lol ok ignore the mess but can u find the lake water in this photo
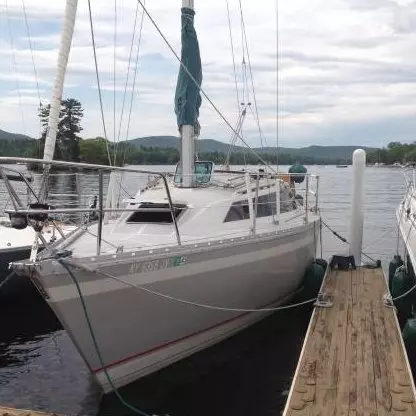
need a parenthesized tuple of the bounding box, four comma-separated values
(0, 165, 408, 415)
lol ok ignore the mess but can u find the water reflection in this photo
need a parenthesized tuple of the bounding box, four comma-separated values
(0, 296, 100, 415)
(0, 295, 60, 368)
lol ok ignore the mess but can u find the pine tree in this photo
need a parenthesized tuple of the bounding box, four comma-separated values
(36, 98, 84, 161)
(59, 98, 83, 161)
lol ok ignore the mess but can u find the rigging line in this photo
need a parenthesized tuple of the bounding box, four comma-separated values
(21, 0, 41, 108)
(66, 258, 317, 312)
(58, 260, 155, 416)
(21, 0, 42, 157)
(275, 0, 279, 170)
(5, 0, 27, 135)
(115, 1, 140, 153)
(113, 0, 117, 165)
(122, 0, 145, 167)
(87, 0, 112, 166)
(225, 0, 240, 113)
(238, 0, 267, 149)
(135, 0, 276, 173)
(239, 0, 246, 105)
(241, 51, 247, 105)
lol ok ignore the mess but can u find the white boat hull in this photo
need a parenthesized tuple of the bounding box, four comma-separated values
(398, 197, 416, 268)
(26, 220, 319, 392)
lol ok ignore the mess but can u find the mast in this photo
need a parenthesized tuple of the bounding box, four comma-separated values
(175, 0, 202, 188)
(40, 0, 78, 199)
(181, 0, 194, 188)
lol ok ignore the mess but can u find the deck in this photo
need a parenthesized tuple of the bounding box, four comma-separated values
(284, 266, 416, 415)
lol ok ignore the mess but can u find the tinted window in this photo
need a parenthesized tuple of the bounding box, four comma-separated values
(224, 192, 293, 222)
(224, 200, 250, 222)
(174, 161, 214, 185)
(126, 203, 186, 224)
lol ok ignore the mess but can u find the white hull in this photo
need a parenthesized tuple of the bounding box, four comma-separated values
(95, 289, 295, 391)
(397, 191, 416, 268)
(28, 220, 318, 392)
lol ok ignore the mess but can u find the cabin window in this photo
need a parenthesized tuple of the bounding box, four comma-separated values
(256, 193, 277, 218)
(224, 200, 250, 222)
(224, 192, 287, 222)
(126, 202, 186, 224)
(174, 161, 214, 185)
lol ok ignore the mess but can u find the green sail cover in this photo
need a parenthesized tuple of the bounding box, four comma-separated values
(175, 7, 202, 128)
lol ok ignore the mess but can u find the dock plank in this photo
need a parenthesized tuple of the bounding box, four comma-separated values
(0, 407, 61, 416)
(284, 267, 416, 415)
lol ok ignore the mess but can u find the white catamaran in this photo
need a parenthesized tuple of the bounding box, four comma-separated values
(2, 0, 321, 392)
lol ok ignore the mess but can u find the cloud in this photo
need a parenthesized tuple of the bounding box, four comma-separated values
(0, 0, 416, 149)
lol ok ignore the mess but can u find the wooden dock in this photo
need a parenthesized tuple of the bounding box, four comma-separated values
(0, 408, 60, 416)
(284, 266, 416, 415)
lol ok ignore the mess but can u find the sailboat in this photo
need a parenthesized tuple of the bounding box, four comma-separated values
(3, 0, 321, 392)
(397, 171, 416, 278)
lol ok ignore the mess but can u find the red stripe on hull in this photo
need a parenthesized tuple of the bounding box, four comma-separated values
(92, 294, 292, 373)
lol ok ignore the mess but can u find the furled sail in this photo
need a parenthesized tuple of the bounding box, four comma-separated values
(174, 7, 202, 131)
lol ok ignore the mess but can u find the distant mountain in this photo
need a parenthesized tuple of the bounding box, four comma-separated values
(0, 129, 377, 163)
(0, 129, 33, 141)
(129, 136, 233, 153)
(257, 145, 377, 159)
(0, 129, 35, 158)
(129, 136, 376, 162)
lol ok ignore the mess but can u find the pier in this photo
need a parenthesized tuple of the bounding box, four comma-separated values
(284, 266, 416, 415)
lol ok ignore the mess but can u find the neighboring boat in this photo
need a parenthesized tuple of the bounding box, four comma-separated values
(391, 162, 403, 168)
(0, 172, 76, 298)
(0, 215, 76, 297)
(4, 0, 321, 393)
(336, 165, 348, 168)
(397, 171, 416, 270)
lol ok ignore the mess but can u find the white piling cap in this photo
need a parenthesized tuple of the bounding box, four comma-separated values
(352, 149, 366, 164)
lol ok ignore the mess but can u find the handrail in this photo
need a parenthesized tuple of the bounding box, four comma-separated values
(0, 156, 182, 248)
(0, 157, 168, 175)
(0, 166, 39, 202)
(0, 157, 318, 257)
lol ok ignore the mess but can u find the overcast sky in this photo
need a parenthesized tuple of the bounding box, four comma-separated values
(1, 0, 416, 148)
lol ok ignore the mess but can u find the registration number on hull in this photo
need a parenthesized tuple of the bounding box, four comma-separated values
(129, 255, 186, 274)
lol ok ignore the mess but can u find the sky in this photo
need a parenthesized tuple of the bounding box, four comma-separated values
(1, 0, 416, 148)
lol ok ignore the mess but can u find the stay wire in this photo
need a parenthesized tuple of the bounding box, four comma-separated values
(21, 0, 43, 155)
(21, 0, 41, 108)
(275, 0, 279, 170)
(225, 0, 240, 113)
(135, 0, 276, 173)
(113, 0, 117, 166)
(87, 0, 112, 166)
(115, 1, 140, 157)
(238, 0, 267, 149)
(5, 0, 27, 135)
(122, 0, 145, 167)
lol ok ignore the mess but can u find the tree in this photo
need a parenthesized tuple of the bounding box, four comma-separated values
(59, 98, 83, 161)
(79, 137, 110, 165)
(36, 98, 84, 162)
